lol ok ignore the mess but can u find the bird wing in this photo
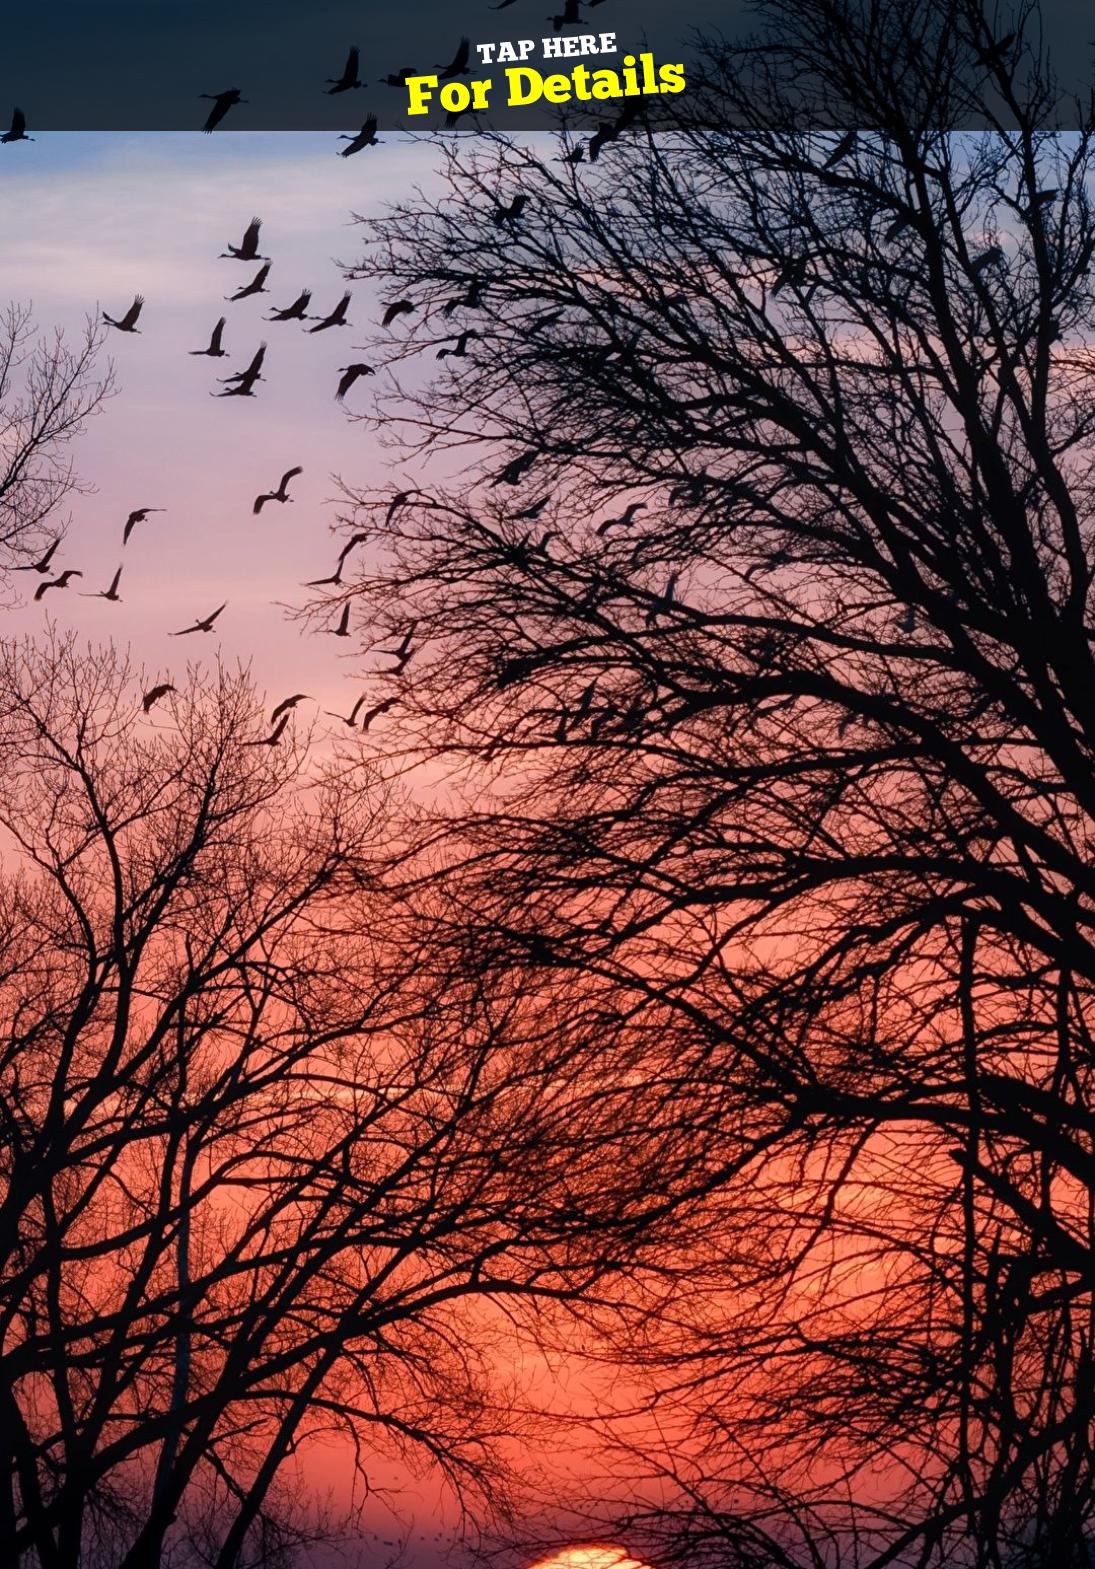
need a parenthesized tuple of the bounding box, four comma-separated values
(345, 45, 359, 78)
(253, 493, 271, 514)
(210, 317, 225, 349)
(280, 466, 303, 489)
(349, 694, 368, 724)
(11, 108, 26, 137)
(364, 115, 377, 138)
(336, 368, 356, 399)
(243, 217, 261, 250)
(202, 98, 231, 133)
(120, 295, 144, 329)
(207, 603, 228, 625)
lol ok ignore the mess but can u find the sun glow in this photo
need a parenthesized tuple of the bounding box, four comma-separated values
(530, 1547, 652, 1569)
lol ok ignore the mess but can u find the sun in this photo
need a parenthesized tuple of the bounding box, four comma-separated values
(529, 1547, 653, 1569)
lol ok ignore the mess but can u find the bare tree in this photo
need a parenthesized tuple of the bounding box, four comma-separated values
(309, 0, 1095, 1562)
(0, 630, 694, 1569)
(0, 304, 112, 578)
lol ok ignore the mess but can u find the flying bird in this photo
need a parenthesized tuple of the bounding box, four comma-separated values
(548, 0, 581, 30)
(437, 330, 479, 359)
(514, 493, 551, 520)
(970, 245, 1005, 274)
(339, 117, 379, 156)
(123, 507, 165, 546)
(226, 263, 271, 302)
(336, 363, 375, 399)
(267, 289, 312, 322)
(172, 603, 227, 635)
(977, 30, 1016, 69)
(305, 531, 368, 586)
(361, 696, 398, 730)
(190, 317, 228, 356)
(327, 45, 364, 93)
(14, 538, 61, 573)
(822, 131, 856, 169)
(142, 683, 176, 713)
(1, 108, 33, 143)
(81, 566, 123, 601)
(200, 89, 246, 133)
(245, 714, 290, 747)
(381, 299, 416, 327)
(596, 501, 646, 535)
(270, 692, 311, 723)
(221, 217, 266, 261)
(380, 626, 416, 674)
(381, 68, 418, 87)
(35, 570, 82, 601)
(103, 295, 144, 333)
(308, 293, 352, 332)
(327, 693, 370, 727)
(327, 603, 352, 637)
(493, 193, 528, 225)
(558, 144, 585, 165)
(253, 466, 303, 513)
(587, 101, 642, 161)
(220, 344, 267, 386)
(491, 449, 538, 486)
(385, 490, 419, 524)
(438, 38, 471, 79)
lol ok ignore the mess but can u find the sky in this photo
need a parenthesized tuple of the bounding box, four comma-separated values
(0, 130, 471, 730)
(0, 127, 663, 1569)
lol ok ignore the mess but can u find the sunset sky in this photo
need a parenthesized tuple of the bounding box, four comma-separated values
(0, 131, 487, 724)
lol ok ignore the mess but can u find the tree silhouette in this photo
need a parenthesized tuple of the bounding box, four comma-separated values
(322, 0, 1095, 1561)
(0, 305, 112, 579)
(0, 631, 693, 1569)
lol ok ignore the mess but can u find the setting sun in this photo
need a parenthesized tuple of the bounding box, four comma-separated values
(530, 1548, 653, 1569)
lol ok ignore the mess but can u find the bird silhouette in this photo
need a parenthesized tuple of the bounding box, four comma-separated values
(267, 289, 311, 322)
(438, 38, 471, 78)
(103, 295, 144, 333)
(514, 493, 551, 520)
(548, 0, 581, 30)
(822, 130, 856, 169)
(336, 363, 374, 399)
(596, 501, 646, 535)
(492, 0, 518, 9)
(220, 344, 267, 386)
(226, 263, 271, 302)
(588, 101, 642, 161)
(81, 566, 123, 601)
(123, 507, 165, 546)
(327, 693, 370, 726)
(491, 449, 538, 486)
(380, 624, 416, 674)
(381, 68, 417, 87)
(214, 374, 261, 398)
(558, 144, 585, 164)
(308, 293, 351, 332)
(361, 695, 398, 730)
(437, 330, 478, 359)
(977, 30, 1016, 68)
(200, 90, 246, 133)
(442, 278, 485, 316)
(327, 45, 364, 93)
(305, 531, 368, 586)
(245, 714, 290, 747)
(970, 245, 1005, 274)
(381, 299, 415, 327)
(221, 218, 266, 263)
(142, 682, 176, 713)
(270, 692, 311, 723)
(386, 490, 418, 523)
(253, 466, 303, 513)
(2, 107, 33, 143)
(339, 117, 379, 156)
(771, 256, 808, 294)
(14, 538, 61, 573)
(327, 603, 352, 637)
(493, 193, 527, 225)
(190, 317, 228, 356)
(35, 570, 82, 601)
(172, 603, 227, 635)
